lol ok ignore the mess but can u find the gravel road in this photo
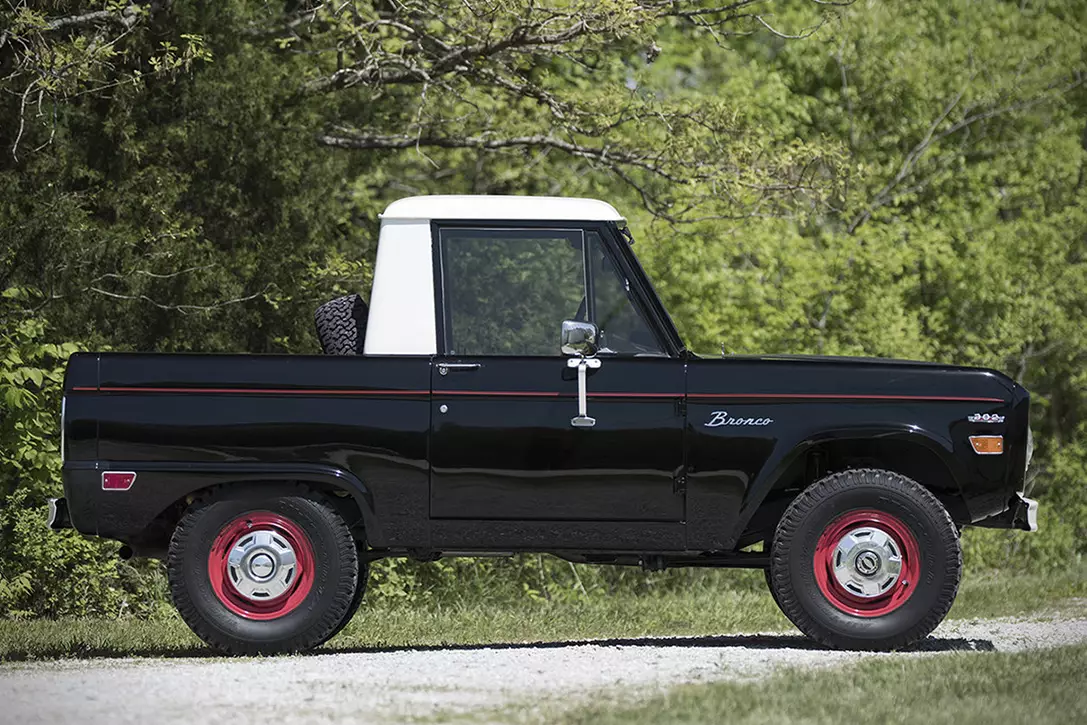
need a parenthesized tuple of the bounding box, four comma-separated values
(2, 616, 1085, 725)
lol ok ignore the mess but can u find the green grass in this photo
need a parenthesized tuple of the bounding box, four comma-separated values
(0, 565, 1083, 662)
(948, 567, 1087, 619)
(545, 642, 1087, 725)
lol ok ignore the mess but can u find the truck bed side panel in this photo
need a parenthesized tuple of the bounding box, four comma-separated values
(65, 353, 432, 548)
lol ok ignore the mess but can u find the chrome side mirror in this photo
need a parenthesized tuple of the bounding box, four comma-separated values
(561, 320, 599, 357)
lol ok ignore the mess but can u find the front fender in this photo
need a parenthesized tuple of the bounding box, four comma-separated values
(724, 425, 965, 549)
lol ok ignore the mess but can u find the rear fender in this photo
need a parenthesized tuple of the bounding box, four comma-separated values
(63, 461, 383, 547)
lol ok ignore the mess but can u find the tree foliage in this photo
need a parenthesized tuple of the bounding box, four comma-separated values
(294, 0, 843, 220)
(628, 0, 1087, 566)
(0, 0, 1084, 615)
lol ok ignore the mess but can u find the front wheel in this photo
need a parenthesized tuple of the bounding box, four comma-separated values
(168, 486, 359, 655)
(768, 468, 962, 650)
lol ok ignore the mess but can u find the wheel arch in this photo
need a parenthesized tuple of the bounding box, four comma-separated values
(112, 462, 382, 557)
(729, 426, 968, 549)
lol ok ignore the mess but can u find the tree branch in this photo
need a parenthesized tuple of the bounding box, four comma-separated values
(318, 131, 686, 182)
(87, 285, 270, 314)
(43, 2, 143, 32)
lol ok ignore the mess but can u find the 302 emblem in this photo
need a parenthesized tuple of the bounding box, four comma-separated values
(705, 410, 774, 427)
(967, 413, 1005, 423)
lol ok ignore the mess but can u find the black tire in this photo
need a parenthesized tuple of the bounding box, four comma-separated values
(168, 486, 359, 655)
(764, 566, 783, 610)
(326, 554, 369, 641)
(315, 294, 367, 355)
(768, 468, 961, 651)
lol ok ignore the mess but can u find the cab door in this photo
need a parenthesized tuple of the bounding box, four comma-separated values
(428, 224, 686, 525)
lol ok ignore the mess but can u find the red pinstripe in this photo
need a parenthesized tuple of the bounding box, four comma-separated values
(71, 386, 1004, 403)
(686, 393, 1005, 403)
(73, 386, 429, 396)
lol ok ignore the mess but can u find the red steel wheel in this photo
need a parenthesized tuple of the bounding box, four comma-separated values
(769, 469, 962, 650)
(813, 509, 921, 618)
(170, 489, 359, 655)
(207, 512, 316, 621)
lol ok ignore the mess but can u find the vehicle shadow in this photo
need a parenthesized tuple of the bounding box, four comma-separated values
(2, 632, 995, 663)
(321, 632, 996, 657)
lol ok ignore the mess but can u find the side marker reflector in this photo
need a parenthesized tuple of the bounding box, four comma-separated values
(102, 471, 137, 491)
(968, 436, 1003, 455)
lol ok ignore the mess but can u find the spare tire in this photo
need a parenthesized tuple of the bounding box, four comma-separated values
(315, 294, 367, 355)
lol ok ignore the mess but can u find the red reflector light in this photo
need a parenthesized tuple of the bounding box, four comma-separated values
(968, 436, 1003, 455)
(102, 472, 137, 491)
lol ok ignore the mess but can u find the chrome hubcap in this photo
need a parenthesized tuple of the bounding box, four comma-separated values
(226, 530, 298, 601)
(248, 552, 275, 579)
(831, 526, 903, 599)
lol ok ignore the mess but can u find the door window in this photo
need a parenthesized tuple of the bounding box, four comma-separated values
(587, 232, 664, 355)
(439, 228, 585, 355)
(438, 226, 664, 356)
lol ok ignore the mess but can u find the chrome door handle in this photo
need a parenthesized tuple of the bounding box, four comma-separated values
(437, 362, 481, 376)
(568, 357, 602, 427)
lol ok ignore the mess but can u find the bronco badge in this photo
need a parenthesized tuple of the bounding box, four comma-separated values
(705, 410, 774, 427)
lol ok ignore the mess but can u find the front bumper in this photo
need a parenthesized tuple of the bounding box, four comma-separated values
(1019, 495, 1039, 532)
(974, 493, 1038, 532)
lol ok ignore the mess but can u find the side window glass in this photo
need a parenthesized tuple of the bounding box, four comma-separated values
(587, 232, 664, 355)
(440, 228, 585, 355)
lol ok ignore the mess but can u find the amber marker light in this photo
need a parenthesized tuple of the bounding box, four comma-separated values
(968, 436, 1004, 455)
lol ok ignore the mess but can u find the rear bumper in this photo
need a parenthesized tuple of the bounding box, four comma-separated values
(973, 494, 1038, 532)
(47, 498, 72, 530)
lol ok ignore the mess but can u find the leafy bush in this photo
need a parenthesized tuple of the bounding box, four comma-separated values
(0, 294, 165, 617)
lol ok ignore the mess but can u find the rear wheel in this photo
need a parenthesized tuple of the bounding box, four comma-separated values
(768, 468, 961, 650)
(168, 487, 358, 655)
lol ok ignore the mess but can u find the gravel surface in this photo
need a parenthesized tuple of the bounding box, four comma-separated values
(1, 616, 1085, 725)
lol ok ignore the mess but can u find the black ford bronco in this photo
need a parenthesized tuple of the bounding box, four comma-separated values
(49, 195, 1037, 655)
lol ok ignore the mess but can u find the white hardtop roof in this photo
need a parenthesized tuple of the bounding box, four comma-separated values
(380, 195, 624, 222)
